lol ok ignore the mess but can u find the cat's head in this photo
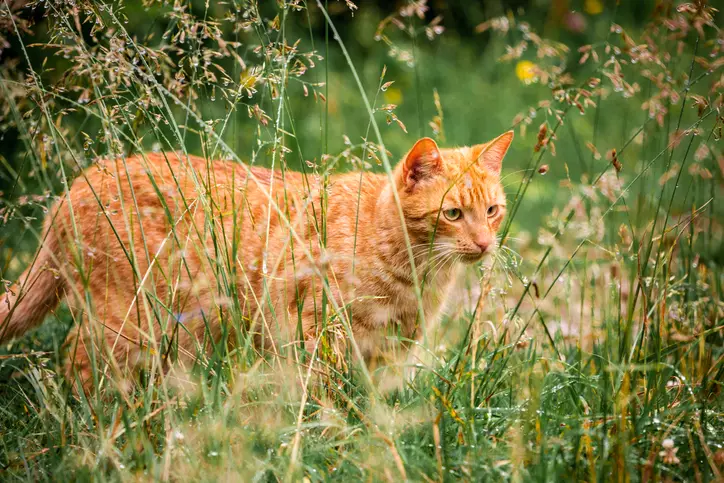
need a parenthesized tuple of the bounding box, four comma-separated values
(393, 131, 513, 263)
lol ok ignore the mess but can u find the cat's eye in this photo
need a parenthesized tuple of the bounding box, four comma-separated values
(487, 205, 499, 217)
(443, 208, 462, 221)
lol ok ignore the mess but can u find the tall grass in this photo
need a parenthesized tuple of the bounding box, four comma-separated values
(0, 0, 723, 480)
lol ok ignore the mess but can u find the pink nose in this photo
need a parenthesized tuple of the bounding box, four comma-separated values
(474, 236, 492, 253)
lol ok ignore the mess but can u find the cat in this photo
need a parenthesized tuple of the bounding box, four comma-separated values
(0, 131, 513, 393)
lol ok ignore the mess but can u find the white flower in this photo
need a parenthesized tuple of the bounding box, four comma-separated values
(659, 439, 680, 465)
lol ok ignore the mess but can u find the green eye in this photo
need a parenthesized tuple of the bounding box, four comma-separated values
(443, 208, 462, 221)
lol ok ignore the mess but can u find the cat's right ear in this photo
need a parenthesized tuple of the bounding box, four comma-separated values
(399, 137, 442, 191)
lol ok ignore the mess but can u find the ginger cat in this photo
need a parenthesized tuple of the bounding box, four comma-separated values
(0, 131, 513, 393)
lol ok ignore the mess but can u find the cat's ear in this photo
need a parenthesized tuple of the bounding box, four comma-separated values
(399, 137, 442, 190)
(472, 130, 514, 176)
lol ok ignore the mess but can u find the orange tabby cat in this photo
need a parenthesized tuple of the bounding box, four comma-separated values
(0, 131, 513, 392)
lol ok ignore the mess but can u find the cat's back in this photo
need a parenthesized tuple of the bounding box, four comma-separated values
(68, 152, 282, 209)
(62, 152, 380, 249)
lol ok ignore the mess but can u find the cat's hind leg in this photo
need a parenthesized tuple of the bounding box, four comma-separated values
(62, 312, 145, 396)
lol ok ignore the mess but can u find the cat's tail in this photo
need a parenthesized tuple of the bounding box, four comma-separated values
(0, 224, 65, 344)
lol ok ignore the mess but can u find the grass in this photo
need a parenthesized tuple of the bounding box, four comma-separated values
(1, 0, 723, 481)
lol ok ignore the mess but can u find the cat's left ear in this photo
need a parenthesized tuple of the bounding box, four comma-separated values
(399, 137, 442, 190)
(472, 130, 514, 176)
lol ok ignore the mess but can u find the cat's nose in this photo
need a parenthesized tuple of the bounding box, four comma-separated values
(473, 235, 492, 253)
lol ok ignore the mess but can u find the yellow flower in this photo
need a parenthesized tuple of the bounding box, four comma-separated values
(383, 87, 403, 105)
(515, 60, 537, 84)
(584, 0, 604, 15)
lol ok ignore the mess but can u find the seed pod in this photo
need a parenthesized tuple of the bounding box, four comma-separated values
(534, 123, 548, 152)
(610, 149, 622, 172)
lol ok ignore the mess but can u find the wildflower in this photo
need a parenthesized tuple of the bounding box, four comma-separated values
(689, 163, 713, 179)
(425, 16, 445, 41)
(342, 0, 358, 12)
(383, 87, 403, 105)
(584, 0, 604, 15)
(585, 142, 601, 160)
(659, 439, 680, 465)
(515, 60, 538, 84)
(693, 144, 710, 162)
(564, 11, 587, 33)
(538, 164, 549, 175)
(690, 95, 708, 117)
(534, 122, 548, 151)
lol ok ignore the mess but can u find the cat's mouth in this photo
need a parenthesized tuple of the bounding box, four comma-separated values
(458, 251, 486, 263)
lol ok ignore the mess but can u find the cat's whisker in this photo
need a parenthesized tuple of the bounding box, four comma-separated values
(414, 244, 454, 261)
(498, 168, 532, 183)
(435, 257, 455, 281)
(421, 249, 454, 280)
(502, 181, 526, 189)
(441, 254, 461, 280)
(416, 249, 452, 268)
(412, 243, 452, 252)
(409, 241, 450, 247)
(499, 245, 522, 258)
(422, 253, 452, 267)
(488, 249, 517, 285)
(409, 242, 451, 253)
(427, 250, 458, 282)
(412, 248, 449, 259)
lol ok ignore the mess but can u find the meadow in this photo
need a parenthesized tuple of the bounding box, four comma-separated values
(0, 0, 723, 480)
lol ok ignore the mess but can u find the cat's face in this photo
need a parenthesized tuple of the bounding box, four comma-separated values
(395, 132, 513, 263)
